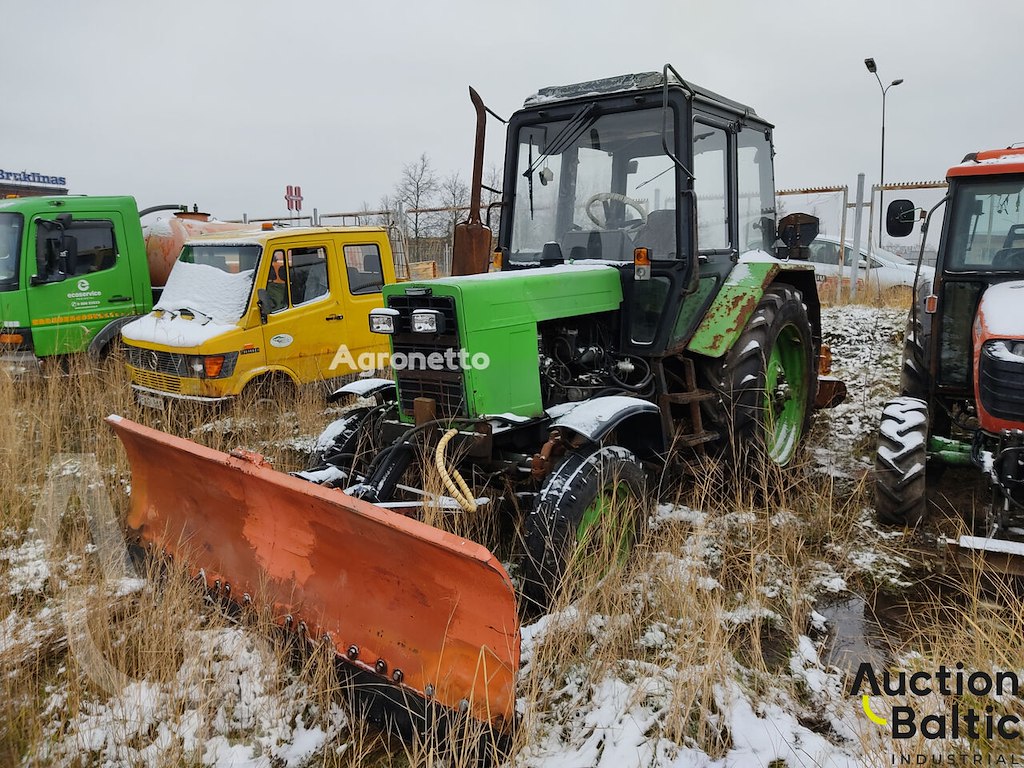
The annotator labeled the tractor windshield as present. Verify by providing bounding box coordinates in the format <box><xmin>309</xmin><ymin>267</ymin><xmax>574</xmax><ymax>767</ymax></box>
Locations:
<box><xmin>509</xmin><ymin>106</ymin><xmax>679</xmax><ymax>265</ymax></box>
<box><xmin>0</xmin><ymin>213</ymin><xmax>23</xmax><ymax>290</ymax></box>
<box><xmin>946</xmin><ymin>177</ymin><xmax>1024</xmax><ymax>272</ymax></box>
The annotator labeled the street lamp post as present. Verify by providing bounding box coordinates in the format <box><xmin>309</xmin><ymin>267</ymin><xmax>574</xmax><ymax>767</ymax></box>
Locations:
<box><xmin>864</xmin><ymin>57</ymin><xmax>903</xmax><ymax>245</ymax></box>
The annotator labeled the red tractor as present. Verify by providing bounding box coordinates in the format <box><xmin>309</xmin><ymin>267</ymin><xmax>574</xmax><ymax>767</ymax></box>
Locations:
<box><xmin>875</xmin><ymin>147</ymin><xmax>1024</xmax><ymax>550</ymax></box>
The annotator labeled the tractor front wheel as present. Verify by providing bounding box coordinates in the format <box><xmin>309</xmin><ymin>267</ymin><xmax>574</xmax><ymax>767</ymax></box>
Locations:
<box><xmin>522</xmin><ymin>446</ymin><xmax>646</xmax><ymax>614</ymax></box>
<box><xmin>874</xmin><ymin>396</ymin><xmax>928</xmax><ymax>526</ymax></box>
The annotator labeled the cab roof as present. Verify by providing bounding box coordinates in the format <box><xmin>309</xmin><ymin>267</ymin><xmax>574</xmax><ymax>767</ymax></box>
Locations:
<box><xmin>184</xmin><ymin>225</ymin><xmax>387</xmax><ymax>247</ymax></box>
<box><xmin>948</xmin><ymin>147</ymin><xmax>1024</xmax><ymax>178</ymax></box>
<box><xmin>523</xmin><ymin>69</ymin><xmax>763</xmax><ymax>123</ymax></box>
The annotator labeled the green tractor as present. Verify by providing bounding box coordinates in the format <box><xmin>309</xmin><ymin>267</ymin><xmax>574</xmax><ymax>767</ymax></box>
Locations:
<box><xmin>306</xmin><ymin>66</ymin><xmax>843</xmax><ymax>608</ymax></box>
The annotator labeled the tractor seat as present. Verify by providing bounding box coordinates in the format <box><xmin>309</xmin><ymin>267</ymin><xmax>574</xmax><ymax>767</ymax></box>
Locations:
<box><xmin>632</xmin><ymin>209</ymin><xmax>676</xmax><ymax>258</ymax></box>
<box><xmin>992</xmin><ymin>247</ymin><xmax>1024</xmax><ymax>270</ymax></box>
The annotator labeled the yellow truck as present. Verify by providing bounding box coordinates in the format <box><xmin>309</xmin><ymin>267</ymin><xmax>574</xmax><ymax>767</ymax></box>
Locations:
<box><xmin>120</xmin><ymin>225</ymin><xmax>396</xmax><ymax>405</ymax></box>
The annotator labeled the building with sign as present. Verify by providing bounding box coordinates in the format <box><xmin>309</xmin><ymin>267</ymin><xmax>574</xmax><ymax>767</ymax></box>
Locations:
<box><xmin>1</xmin><ymin>168</ymin><xmax>68</xmax><ymax>198</ymax></box>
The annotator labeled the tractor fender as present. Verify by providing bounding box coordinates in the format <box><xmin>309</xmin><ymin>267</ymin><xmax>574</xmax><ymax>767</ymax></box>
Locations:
<box><xmin>87</xmin><ymin>315</ymin><xmax>140</xmax><ymax>359</ymax></box>
<box><xmin>548</xmin><ymin>395</ymin><xmax>660</xmax><ymax>444</ymax></box>
<box><xmin>327</xmin><ymin>376</ymin><xmax>396</xmax><ymax>404</ymax></box>
<box><xmin>686</xmin><ymin>256</ymin><xmax>815</xmax><ymax>358</ymax></box>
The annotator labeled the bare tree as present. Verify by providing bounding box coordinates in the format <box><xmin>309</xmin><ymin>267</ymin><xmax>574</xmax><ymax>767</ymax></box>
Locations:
<box><xmin>394</xmin><ymin>154</ymin><xmax>439</xmax><ymax>259</ymax></box>
<box><xmin>439</xmin><ymin>171</ymin><xmax>470</xmax><ymax>240</ymax></box>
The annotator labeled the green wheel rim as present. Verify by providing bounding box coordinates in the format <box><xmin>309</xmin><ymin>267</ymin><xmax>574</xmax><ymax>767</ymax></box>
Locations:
<box><xmin>575</xmin><ymin>481</ymin><xmax>635</xmax><ymax>565</ymax></box>
<box><xmin>763</xmin><ymin>323</ymin><xmax>808</xmax><ymax>465</ymax></box>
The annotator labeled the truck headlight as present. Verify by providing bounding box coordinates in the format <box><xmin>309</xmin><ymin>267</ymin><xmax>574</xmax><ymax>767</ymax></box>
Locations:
<box><xmin>411</xmin><ymin>309</ymin><xmax>444</xmax><ymax>334</ymax></box>
<box><xmin>369</xmin><ymin>308</ymin><xmax>399</xmax><ymax>334</ymax></box>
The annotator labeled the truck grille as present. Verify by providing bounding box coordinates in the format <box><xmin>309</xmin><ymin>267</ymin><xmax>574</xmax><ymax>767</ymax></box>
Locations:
<box><xmin>125</xmin><ymin>345</ymin><xmax>189</xmax><ymax>376</ymax></box>
<box><xmin>129</xmin><ymin>367</ymin><xmax>183</xmax><ymax>394</ymax></box>
<box><xmin>979</xmin><ymin>343</ymin><xmax>1024</xmax><ymax>423</ymax></box>
<box><xmin>387</xmin><ymin>294</ymin><xmax>467</xmax><ymax>419</ymax></box>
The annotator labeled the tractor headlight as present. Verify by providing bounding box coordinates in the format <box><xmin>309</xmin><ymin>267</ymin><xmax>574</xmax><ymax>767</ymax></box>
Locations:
<box><xmin>369</xmin><ymin>308</ymin><xmax>399</xmax><ymax>335</ymax></box>
<box><xmin>411</xmin><ymin>309</ymin><xmax>444</xmax><ymax>334</ymax></box>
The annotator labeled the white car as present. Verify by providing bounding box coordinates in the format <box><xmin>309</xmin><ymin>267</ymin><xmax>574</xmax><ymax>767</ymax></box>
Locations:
<box><xmin>807</xmin><ymin>235</ymin><xmax>934</xmax><ymax>300</ymax></box>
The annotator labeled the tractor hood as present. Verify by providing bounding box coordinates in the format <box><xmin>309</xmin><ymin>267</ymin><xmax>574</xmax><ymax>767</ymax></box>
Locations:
<box><xmin>976</xmin><ymin>281</ymin><xmax>1024</xmax><ymax>339</ymax></box>
<box><xmin>382</xmin><ymin>264</ymin><xmax>624</xmax><ymax>420</ymax></box>
<box><xmin>384</xmin><ymin>264</ymin><xmax>624</xmax><ymax>331</ymax></box>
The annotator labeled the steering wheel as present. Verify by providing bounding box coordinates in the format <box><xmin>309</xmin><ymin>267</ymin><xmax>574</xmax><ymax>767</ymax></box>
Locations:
<box><xmin>584</xmin><ymin>192</ymin><xmax>648</xmax><ymax>228</ymax></box>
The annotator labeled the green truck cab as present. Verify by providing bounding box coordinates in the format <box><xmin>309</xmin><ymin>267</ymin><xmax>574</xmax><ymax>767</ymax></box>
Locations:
<box><xmin>0</xmin><ymin>195</ymin><xmax>247</xmax><ymax>374</ymax></box>
<box><xmin>0</xmin><ymin>195</ymin><xmax>154</xmax><ymax>372</ymax></box>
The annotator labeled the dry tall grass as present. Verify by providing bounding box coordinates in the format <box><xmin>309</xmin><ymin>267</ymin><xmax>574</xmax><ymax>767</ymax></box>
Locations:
<box><xmin>2</xmin><ymin>356</ymin><xmax>1019</xmax><ymax>766</ymax></box>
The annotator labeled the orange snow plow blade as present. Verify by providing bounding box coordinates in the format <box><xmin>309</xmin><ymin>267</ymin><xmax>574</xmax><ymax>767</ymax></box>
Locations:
<box><xmin>107</xmin><ymin>415</ymin><xmax>520</xmax><ymax>731</ymax></box>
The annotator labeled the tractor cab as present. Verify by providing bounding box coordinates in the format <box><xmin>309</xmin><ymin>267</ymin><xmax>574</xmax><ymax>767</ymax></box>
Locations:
<box><xmin>887</xmin><ymin>148</ymin><xmax>1024</xmax><ymax>402</ymax></box>
<box><xmin>497</xmin><ymin>70</ymin><xmax>784</xmax><ymax>354</ymax></box>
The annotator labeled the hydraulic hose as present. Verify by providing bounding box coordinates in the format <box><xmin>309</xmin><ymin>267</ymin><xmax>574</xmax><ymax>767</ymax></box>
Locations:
<box><xmin>435</xmin><ymin>428</ymin><xmax>477</xmax><ymax>513</ymax></box>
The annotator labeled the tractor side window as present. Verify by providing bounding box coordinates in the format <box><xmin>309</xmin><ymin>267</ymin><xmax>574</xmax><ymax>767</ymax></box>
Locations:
<box><xmin>693</xmin><ymin>124</ymin><xmax>730</xmax><ymax>252</ymax></box>
<box><xmin>343</xmin><ymin>244</ymin><xmax>385</xmax><ymax>295</ymax></box>
<box><xmin>737</xmin><ymin>127</ymin><xmax>776</xmax><ymax>252</ymax></box>
<box><xmin>288</xmin><ymin>246</ymin><xmax>330</xmax><ymax>305</ymax></box>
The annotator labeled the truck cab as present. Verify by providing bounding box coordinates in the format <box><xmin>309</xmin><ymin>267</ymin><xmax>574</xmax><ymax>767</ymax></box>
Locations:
<box><xmin>120</xmin><ymin>225</ymin><xmax>397</xmax><ymax>404</ymax></box>
<box><xmin>0</xmin><ymin>195</ymin><xmax>151</xmax><ymax>373</ymax></box>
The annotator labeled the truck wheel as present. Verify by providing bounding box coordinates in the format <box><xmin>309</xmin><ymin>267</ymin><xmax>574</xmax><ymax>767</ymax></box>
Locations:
<box><xmin>522</xmin><ymin>446</ymin><xmax>646</xmax><ymax>613</ymax></box>
<box><xmin>874</xmin><ymin>396</ymin><xmax>928</xmax><ymax>527</ymax></box>
<box><xmin>701</xmin><ymin>285</ymin><xmax>815</xmax><ymax>466</ymax></box>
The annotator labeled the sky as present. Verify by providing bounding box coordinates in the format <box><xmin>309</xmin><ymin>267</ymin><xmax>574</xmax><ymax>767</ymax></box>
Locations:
<box><xmin>3</xmin><ymin>0</ymin><xmax>1023</xmax><ymax>227</ymax></box>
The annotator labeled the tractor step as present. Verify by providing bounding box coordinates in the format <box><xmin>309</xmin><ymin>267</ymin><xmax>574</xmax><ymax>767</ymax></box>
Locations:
<box><xmin>661</xmin><ymin>389</ymin><xmax>716</xmax><ymax>405</ymax></box>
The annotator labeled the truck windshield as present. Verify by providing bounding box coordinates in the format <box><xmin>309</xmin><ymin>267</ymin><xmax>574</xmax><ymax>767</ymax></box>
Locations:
<box><xmin>509</xmin><ymin>106</ymin><xmax>678</xmax><ymax>265</ymax></box>
<box><xmin>156</xmin><ymin>244</ymin><xmax>262</xmax><ymax>323</ymax></box>
<box><xmin>946</xmin><ymin>177</ymin><xmax>1024</xmax><ymax>271</ymax></box>
<box><xmin>0</xmin><ymin>213</ymin><xmax>23</xmax><ymax>289</ymax></box>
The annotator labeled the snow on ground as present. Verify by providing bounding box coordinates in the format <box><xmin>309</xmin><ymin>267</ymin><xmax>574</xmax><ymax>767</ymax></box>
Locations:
<box><xmin>812</xmin><ymin>305</ymin><xmax>906</xmax><ymax>478</ymax></box>
<box><xmin>35</xmin><ymin>628</ymin><xmax>347</xmax><ymax>768</ymax></box>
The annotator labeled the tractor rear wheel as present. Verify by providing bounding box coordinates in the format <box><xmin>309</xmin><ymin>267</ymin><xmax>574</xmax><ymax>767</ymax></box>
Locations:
<box><xmin>701</xmin><ymin>285</ymin><xmax>816</xmax><ymax>467</ymax></box>
<box><xmin>522</xmin><ymin>446</ymin><xmax>646</xmax><ymax>614</ymax></box>
<box><xmin>874</xmin><ymin>396</ymin><xmax>928</xmax><ymax>526</ymax></box>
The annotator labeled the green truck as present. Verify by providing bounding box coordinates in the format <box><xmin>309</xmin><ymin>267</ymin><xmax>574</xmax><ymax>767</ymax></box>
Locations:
<box><xmin>0</xmin><ymin>195</ymin><xmax>244</xmax><ymax>373</ymax></box>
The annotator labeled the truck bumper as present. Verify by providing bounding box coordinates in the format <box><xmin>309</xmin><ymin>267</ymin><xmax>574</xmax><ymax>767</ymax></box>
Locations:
<box><xmin>132</xmin><ymin>384</ymin><xmax>231</xmax><ymax>409</ymax></box>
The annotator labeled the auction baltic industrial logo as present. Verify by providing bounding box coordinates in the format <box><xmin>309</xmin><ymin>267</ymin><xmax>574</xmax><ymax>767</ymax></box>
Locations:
<box><xmin>853</xmin><ymin>661</ymin><xmax>1024</xmax><ymax>763</ymax></box>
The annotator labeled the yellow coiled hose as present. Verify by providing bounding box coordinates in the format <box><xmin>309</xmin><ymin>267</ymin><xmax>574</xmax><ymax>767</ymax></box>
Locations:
<box><xmin>435</xmin><ymin>428</ymin><xmax>477</xmax><ymax>513</ymax></box>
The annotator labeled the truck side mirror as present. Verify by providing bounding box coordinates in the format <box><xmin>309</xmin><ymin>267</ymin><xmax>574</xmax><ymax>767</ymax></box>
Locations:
<box><xmin>257</xmin><ymin>289</ymin><xmax>270</xmax><ymax>324</ymax></box>
<box><xmin>886</xmin><ymin>199</ymin><xmax>916</xmax><ymax>238</ymax></box>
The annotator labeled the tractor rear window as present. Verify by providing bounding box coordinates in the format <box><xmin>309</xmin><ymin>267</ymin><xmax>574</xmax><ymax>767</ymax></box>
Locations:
<box><xmin>945</xmin><ymin>178</ymin><xmax>1024</xmax><ymax>271</ymax></box>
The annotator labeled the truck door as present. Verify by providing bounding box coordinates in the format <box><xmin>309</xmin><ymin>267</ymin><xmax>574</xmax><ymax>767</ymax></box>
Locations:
<box><xmin>338</xmin><ymin>241</ymin><xmax>388</xmax><ymax>365</ymax></box>
<box><xmin>26</xmin><ymin>214</ymin><xmax>137</xmax><ymax>355</ymax></box>
<box><xmin>259</xmin><ymin>240</ymin><xmax>345</xmax><ymax>382</ymax></box>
